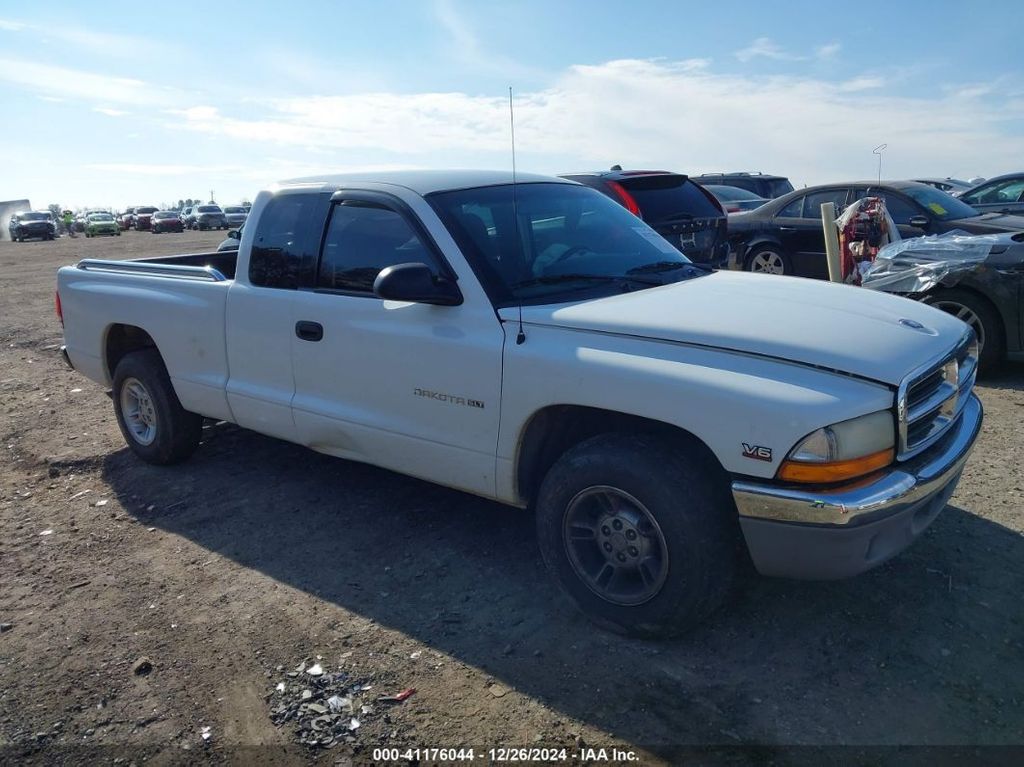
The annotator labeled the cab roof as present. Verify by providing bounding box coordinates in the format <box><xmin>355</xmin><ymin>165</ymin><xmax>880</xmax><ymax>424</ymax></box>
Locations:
<box><xmin>281</xmin><ymin>169</ymin><xmax>571</xmax><ymax>195</ymax></box>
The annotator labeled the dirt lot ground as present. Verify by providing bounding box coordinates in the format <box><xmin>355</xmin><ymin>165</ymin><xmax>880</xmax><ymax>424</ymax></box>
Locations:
<box><xmin>0</xmin><ymin>231</ymin><xmax>1022</xmax><ymax>765</ymax></box>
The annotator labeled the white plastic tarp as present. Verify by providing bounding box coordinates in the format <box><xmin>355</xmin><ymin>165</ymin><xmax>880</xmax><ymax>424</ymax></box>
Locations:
<box><xmin>861</xmin><ymin>230</ymin><xmax>1009</xmax><ymax>293</ymax></box>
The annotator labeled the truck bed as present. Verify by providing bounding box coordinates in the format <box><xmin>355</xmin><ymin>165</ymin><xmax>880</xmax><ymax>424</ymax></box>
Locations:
<box><xmin>134</xmin><ymin>250</ymin><xmax>239</xmax><ymax>280</ymax></box>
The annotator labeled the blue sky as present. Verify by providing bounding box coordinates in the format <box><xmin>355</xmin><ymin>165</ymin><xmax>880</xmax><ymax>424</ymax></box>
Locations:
<box><xmin>0</xmin><ymin>0</ymin><xmax>1020</xmax><ymax>209</ymax></box>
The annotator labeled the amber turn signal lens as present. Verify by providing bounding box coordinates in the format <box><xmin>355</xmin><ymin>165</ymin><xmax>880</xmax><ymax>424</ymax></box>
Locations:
<box><xmin>777</xmin><ymin>448</ymin><xmax>894</xmax><ymax>484</ymax></box>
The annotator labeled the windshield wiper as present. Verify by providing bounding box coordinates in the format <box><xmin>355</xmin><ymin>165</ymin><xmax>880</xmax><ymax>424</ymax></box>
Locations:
<box><xmin>627</xmin><ymin>260</ymin><xmax>712</xmax><ymax>275</ymax></box>
<box><xmin>511</xmin><ymin>272</ymin><xmax>663</xmax><ymax>290</ymax></box>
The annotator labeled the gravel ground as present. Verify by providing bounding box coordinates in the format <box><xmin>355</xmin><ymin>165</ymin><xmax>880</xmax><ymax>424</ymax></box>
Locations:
<box><xmin>0</xmin><ymin>231</ymin><xmax>1022</xmax><ymax>765</ymax></box>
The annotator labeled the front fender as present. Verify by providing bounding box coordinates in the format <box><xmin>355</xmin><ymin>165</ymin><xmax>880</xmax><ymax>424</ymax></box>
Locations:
<box><xmin>496</xmin><ymin>326</ymin><xmax>893</xmax><ymax>502</ymax></box>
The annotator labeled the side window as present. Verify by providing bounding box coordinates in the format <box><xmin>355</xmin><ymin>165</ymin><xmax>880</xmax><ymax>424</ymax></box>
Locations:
<box><xmin>777</xmin><ymin>196</ymin><xmax>804</xmax><ymax>218</ymax></box>
<box><xmin>966</xmin><ymin>178</ymin><xmax>1024</xmax><ymax>204</ymax></box>
<box><xmin>249</xmin><ymin>193</ymin><xmax>317</xmax><ymax>289</ymax></box>
<box><xmin>879</xmin><ymin>193</ymin><xmax>920</xmax><ymax>224</ymax></box>
<box><xmin>317</xmin><ymin>202</ymin><xmax>435</xmax><ymax>293</ymax></box>
<box><xmin>802</xmin><ymin>189</ymin><xmax>849</xmax><ymax>218</ymax></box>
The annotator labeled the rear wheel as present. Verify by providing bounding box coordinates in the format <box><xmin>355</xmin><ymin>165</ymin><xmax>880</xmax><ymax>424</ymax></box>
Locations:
<box><xmin>924</xmin><ymin>288</ymin><xmax>1004</xmax><ymax>372</ymax></box>
<box><xmin>535</xmin><ymin>433</ymin><xmax>738</xmax><ymax>638</ymax></box>
<box><xmin>112</xmin><ymin>349</ymin><xmax>202</xmax><ymax>464</ymax></box>
<box><xmin>745</xmin><ymin>245</ymin><xmax>791</xmax><ymax>275</ymax></box>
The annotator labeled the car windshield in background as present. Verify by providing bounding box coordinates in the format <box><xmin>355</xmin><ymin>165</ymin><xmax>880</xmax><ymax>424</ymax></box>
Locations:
<box><xmin>198</xmin><ymin>205</ymin><xmax>221</xmax><ymax>213</ymax></box>
<box><xmin>903</xmin><ymin>186</ymin><xmax>979</xmax><ymax>221</ymax></box>
<box><xmin>767</xmin><ymin>178</ymin><xmax>796</xmax><ymax>197</ymax></box>
<box><xmin>137</xmin><ymin>207</ymin><xmax>158</xmax><ymax>214</ymax></box>
<box><xmin>705</xmin><ymin>185</ymin><xmax>763</xmax><ymax>202</ymax></box>
<box><xmin>89</xmin><ymin>214</ymin><xmax>114</xmax><ymax>221</ymax></box>
<box><xmin>21</xmin><ymin>212</ymin><xmax>50</xmax><ymax>221</ymax></box>
<box><xmin>618</xmin><ymin>175</ymin><xmax>721</xmax><ymax>223</ymax></box>
<box><xmin>224</xmin><ymin>206</ymin><xmax>245</xmax><ymax>213</ymax></box>
<box><xmin>154</xmin><ymin>212</ymin><xmax>176</xmax><ymax>218</ymax></box>
<box><xmin>428</xmin><ymin>182</ymin><xmax>705</xmax><ymax>306</ymax></box>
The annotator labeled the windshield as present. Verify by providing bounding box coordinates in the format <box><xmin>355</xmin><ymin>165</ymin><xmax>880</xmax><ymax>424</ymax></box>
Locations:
<box><xmin>89</xmin><ymin>213</ymin><xmax>114</xmax><ymax>222</ymax></box>
<box><xmin>137</xmin><ymin>207</ymin><xmax>158</xmax><ymax>214</ymax></box>
<box><xmin>903</xmin><ymin>185</ymin><xmax>979</xmax><ymax>221</ymax></box>
<box><xmin>706</xmin><ymin>185</ymin><xmax>763</xmax><ymax>202</ymax></box>
<box><xmin>21</xmin><ymin>212</ymin><xmax>50</xmax><ymax>221</ymax></box>
<box><xmin>224</xmin><ymin>206</ymin><xmax>245</xmax><ymax>213</ymax></box>
<box><xmin>154</xmin><ymin>211</ymin><xmax>176</xmax><ymax>218</ymax></box>
<box><xmin>428</xmin><ymin>183</ymin><xmax>705</xmax><ymax>306</ymax></box>
<box><xmin>767</xmin><ymin>178</ymin><xmax>795</xmax><ymax>197</ymax></box>
<box><xmin>198</xmin><ymin>205</ymin><xmax>221</xmax><ymax>213</ymax></box>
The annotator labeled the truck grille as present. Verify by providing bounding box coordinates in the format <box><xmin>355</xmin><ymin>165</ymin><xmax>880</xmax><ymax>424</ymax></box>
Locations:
<box><xmin>897</xmin><ymin>333</ymin><xmax>977</xmax><ymax>460</ymax></box>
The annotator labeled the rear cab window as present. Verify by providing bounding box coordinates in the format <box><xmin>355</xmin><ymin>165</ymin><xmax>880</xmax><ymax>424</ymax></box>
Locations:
<box><xmin>248</xmin><ymin>192</ymin><xmax>319</xmax><ymax>289</ymax></box>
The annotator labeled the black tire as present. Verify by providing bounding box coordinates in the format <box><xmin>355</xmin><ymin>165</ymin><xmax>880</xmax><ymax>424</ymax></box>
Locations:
<box><xmin>744</xmin><ymin>244</ymin><xmax>792</xmax><ymax>276</ymax></box>
<box><xmin>535</xmin><ymin>433</ymin><xmax>738</xmax><ymax>638</ymax></box>
<box><xmin>924</xmin><ymin>288</ymin><xmax>1004</xmax><ymax>373</ymax></box>
<box><xmin>112</xmin><ymin>349</ymin><xmax>202</xmax><ymax>465</ymax></box>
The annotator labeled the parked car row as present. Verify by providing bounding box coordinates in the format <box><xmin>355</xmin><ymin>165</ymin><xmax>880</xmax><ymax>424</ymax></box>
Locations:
<box><xmin>727</xmin><ymin>180</ymin><xmax>1024</xmax><ymax>279</ymax></box>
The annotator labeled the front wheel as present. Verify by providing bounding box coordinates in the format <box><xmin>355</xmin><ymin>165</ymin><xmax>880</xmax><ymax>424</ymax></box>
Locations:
<box><xmin>112</xmin><ymin>349</ymin><xmax>202</xmax><ymax>464</ymax></box>
<box><xmin>745</xmin><ymin>245</ymin><xmax>791</xmax><ymax>276</ymax></box>
<box><xmin>535</xmin><ymin>433</ymin><xmax>738</xmax><ymax>638</ymax></box>
<box><xmin>924</xmin><ymin>288</ymin><xmax>1004</xmax><ymax>372</ymax></box>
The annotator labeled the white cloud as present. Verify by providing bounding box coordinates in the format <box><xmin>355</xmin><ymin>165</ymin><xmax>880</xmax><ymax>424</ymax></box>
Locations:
<box><xmin>93</xmin><ymin>107</ymin><xmax>128</xmax><ymax>117</ymax></box>
<box><xmin>432</xmin><ymin>0</ymin><xmax>544</xmax><ymax>80</ymax></box>
<box><xmin>85</xmin><ymin>163</ymin><xmax>240</xmax><ymax>176</ymax></box>
<box><xmin>735</xmin><ymin>37</ymin><xmax>803</xmax><ymax>62</ymax></box>
<box><xmin>1</xmin><ymin>18</ymin><xmax>179</xmax><ymax>59</ymax></box>
<box><xmin>0</xmin><ymin>57</ymin><xmax>164</xmax><ymax>105</ymax></box>
<box><xmin>816</xmin><ymin>42</ymin><xmax>842</xmax><ymax>59</ymax></box>
<box><xmin>158</xmin><ymin>57</ymin><xmax>1021</xmax><ymax>185</ymax></box>
<box><xmin>839</xmin><ymin>76</ymin><xmax>886</xmax><ymax>92</ymax></box>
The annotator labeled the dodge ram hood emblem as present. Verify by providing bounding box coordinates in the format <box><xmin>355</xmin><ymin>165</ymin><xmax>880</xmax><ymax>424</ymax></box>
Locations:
<box><xmin>898</xmin><ymin>318</ymin><xmax>936</xmax><ymax>335</ymax></box>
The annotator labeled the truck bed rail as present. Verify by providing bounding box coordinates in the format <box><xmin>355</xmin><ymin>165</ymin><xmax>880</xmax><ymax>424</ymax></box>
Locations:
<box><xmin>76</xmin><ymin>258</ymin><xmax>229</xmax><ymax>282</ymax></box>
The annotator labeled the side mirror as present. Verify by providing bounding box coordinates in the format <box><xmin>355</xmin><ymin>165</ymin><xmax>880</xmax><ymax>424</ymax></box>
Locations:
<box><xmin>373</xmin><ymin>262</ymin><xmax>462</xmax><ymax>306</ymax></box>
<box><xmin>227</xmin><ymin>229</ymin><xmax>240</xmax><ymax>240</ymax></box>
<box><xmin>908</xmin><ymin>215</ymin><xmax>930</xmax><ymax>230</ymax></box>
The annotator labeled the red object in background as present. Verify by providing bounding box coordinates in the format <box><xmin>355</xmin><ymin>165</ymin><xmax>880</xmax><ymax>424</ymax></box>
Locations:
<box><xmin>838</xmin><ymin>197</ymin><xmax>892</xmax><ymax>285</ymax></box>
<box><xmin>606</xmin><ymin>180</ymin><xmax>642</xmax><ymax>217</ymax></box>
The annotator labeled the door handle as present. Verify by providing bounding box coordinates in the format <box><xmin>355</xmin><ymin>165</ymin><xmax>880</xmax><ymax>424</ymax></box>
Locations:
<box><xmin>778</xmin><ymin>226</ymin><xmax>797</xmax><ymax>231</ymax></box>
<box><xmin>295</xmin><ymin>321</ymin><xmax>323</xmax><ymax>342</ymax></box>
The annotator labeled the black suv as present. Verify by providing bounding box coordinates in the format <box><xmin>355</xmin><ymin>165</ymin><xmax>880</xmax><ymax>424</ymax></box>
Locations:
<box><xmin>8</xmin><ymin>211</ymin><xmax>56</xmax><ymax>242</ymax></box>
<box><xmin>695</xmin><ymin>172</ymin><xmax>794</xmax><ymax>200</ymax></box>
<box><xmin>559</xmin><ymin>169</ymin><xmax>729</xmax><ymax>267</ymax></box>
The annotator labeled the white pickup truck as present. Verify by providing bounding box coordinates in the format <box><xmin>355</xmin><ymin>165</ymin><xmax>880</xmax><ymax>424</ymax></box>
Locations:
<box><xmin>57</xmin><ymin>170</ymin><xmax>983</xmax><ymax>637</ymax></box>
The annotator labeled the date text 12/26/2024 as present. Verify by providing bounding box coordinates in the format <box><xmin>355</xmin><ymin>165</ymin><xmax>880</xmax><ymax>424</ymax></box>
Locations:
<box><xmin>372</xmin><ymin>747</ymin><xmax>640</xmax><ymax>762</ymax></box>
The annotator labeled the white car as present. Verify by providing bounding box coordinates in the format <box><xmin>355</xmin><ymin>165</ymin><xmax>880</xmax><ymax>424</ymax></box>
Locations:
<box><xmin>56</xmin><ymin>170</ymin><xmax>983</xmax><ymax>636</ymax></box>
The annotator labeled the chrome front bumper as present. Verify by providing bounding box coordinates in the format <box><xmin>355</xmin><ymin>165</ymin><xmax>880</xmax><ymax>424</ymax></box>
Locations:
<box><xmin>732</xmin><ymin>394</ymin><xmax>982</xmax><ymax>579</ymax></box>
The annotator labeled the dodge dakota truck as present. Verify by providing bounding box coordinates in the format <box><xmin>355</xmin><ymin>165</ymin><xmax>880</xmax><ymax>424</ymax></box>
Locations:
<box><xmin>56</xmin><ymin>170</ymin><xmax>983</xmax><ymax>637</ymax></box>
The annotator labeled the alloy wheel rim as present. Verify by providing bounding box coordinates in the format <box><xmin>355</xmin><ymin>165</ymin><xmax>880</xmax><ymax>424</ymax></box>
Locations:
<box><xmin>562</xmin><ymin>485</ymin><xmax>670</xmax><ymax>606</ymax></box>
<box><xmin>751</xmin><ymin>251</ymin><xmax>785</xmax><ymax>274</ymax></box>
<box><xmin>120</xmin><ymin>377</ymin><xmax>158</xmax><ymax>446</ymax></box>
<box><xmin>932</xmin><ymin>300</ymin><xmax>985</xmax><ymax>352</ymax></box>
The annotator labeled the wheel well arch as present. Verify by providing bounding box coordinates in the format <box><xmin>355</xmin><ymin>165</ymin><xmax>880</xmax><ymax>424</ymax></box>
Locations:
<box><xmin>515</xmin><ymin>405</ymin><xmax>727</xmax><ymax>505</ymax></box>
<box><xmin>742</xmin><ymin>237</ymin><xmax>785</xmax><ymax>260</ymax></box>
<box><xmin>925</xmin><ymin>284</ymin><xmax>1010</xmax><ymax>347</ymax></box>
<box><xmin>104</xmin><ymin>324</ymin><xmax>159</xmax><ymax>381</ymax></box>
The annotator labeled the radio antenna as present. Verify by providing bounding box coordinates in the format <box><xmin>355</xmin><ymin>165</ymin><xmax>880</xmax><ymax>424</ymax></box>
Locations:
<box><xmin>510</xmin><ymin>86</ymin><xmax>526</xmax><ymax>345</ymax></box>
<box><xmin>873</xmin><ymin>143</ymin><xmax>887</xmax><ymax>185</ymax></box>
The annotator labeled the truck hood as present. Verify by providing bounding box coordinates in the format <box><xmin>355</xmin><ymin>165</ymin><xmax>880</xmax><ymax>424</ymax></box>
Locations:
<box><xmin>501</xmin><ymin>271</ymin><xmax>969</xmax><ymax>385</ymax></box>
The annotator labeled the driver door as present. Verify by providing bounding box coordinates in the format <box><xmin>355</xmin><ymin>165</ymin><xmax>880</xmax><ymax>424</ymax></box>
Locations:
<box><xmin>289</xmin><ymin>192</ymin><xmax>505</xmax><ymax>498</ymax></box>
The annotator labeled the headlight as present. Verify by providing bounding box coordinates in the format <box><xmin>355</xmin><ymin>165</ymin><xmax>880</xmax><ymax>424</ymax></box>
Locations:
<box><xmin>778</xmin><ymin>410</ymin><xmax>895</xmax><ymax>483</ymax></box>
